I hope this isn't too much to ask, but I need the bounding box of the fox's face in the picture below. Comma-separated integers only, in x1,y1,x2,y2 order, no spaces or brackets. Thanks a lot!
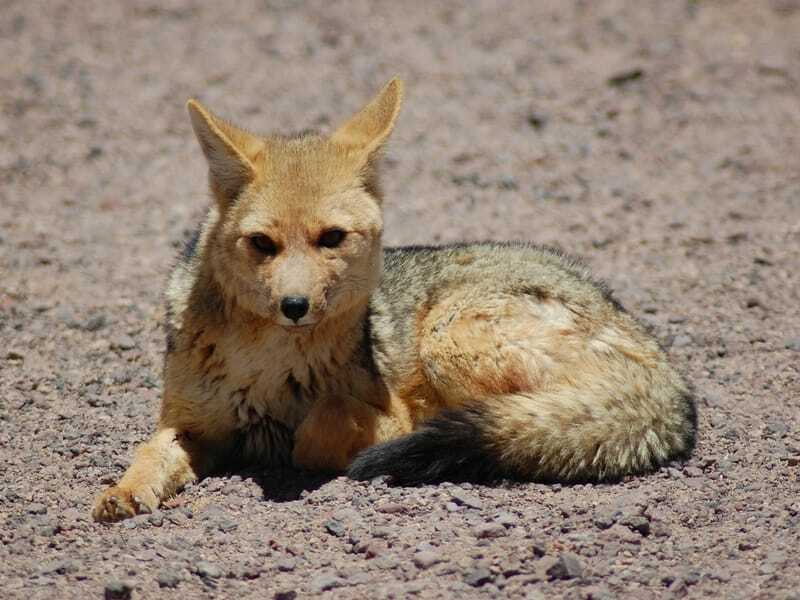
188,79,402,329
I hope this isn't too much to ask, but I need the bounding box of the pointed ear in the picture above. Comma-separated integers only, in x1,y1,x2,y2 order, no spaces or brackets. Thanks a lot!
186,99,261,201
331,78,403,155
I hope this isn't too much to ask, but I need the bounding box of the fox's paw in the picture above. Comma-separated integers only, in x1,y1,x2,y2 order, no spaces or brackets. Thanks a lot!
92,485,158,523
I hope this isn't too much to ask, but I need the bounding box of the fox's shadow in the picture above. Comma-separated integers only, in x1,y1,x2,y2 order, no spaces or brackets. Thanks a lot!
224,465,337,503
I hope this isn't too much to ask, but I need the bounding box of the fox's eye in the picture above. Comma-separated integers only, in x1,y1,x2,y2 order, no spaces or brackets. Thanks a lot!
249,234,277,256
318,229,347,248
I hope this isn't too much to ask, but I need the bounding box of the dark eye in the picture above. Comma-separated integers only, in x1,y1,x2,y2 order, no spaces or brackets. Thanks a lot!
318,229,347,248
249,234,277,256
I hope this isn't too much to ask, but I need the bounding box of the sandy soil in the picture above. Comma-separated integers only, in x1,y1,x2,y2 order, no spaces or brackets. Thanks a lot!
1,1,799,598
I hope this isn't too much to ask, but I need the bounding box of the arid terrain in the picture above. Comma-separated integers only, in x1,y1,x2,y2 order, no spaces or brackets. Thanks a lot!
1,1,799,598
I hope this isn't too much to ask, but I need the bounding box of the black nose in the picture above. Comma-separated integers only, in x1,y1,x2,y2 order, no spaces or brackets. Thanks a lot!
280,296,309,322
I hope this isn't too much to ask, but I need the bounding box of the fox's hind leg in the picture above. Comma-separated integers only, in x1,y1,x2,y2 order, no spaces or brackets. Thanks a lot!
349,289,695,483
293,393,413,472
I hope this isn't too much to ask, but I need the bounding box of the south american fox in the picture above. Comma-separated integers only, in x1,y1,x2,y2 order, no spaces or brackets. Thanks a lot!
93,78,696,522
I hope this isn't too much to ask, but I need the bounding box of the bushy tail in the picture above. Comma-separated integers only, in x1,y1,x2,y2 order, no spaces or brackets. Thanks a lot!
348,388,696,485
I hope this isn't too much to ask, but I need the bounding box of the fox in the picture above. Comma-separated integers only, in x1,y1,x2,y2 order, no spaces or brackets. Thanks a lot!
93,78,696,522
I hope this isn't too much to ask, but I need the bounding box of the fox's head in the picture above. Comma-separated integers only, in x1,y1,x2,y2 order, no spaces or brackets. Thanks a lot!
186,79,403,330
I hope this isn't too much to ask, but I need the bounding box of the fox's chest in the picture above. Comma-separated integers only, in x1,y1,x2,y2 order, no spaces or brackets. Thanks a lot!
207,332,324,431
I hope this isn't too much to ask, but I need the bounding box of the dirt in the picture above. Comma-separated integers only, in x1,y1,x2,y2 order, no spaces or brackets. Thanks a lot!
1,1,799,598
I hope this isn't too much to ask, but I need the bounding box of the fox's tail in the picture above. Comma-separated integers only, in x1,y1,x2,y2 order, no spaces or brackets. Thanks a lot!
348,387,697,485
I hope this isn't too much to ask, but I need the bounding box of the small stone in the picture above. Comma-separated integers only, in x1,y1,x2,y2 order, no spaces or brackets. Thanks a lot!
672,334,693,348
110,334,136,351
413,550,442,569
27,502,47,514
310,574,345,592
276,557,296,572
619,515,651,536
473,523,507,539
495,512,517,527
104,580,133,600
156,569,181,588
527,111,548,129
464,567,493,587
194,560,222,579
148,511,164,527
683,466,703,478
274,592,297,600
376,502,405,514
450,488,483,510
607,67,645,87
84,314,107,331
324,518,345,537
784,338,800,351
6,350,24,360
546,553,583,580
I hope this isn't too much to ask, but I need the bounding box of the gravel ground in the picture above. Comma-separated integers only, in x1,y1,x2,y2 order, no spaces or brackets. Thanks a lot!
2,1,800,598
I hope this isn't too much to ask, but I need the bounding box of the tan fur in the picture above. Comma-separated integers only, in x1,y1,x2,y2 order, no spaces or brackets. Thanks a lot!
93,78,695,522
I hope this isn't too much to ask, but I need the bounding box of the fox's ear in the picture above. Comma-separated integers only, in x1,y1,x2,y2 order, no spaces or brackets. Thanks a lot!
331,78,403,155
186,100,261,201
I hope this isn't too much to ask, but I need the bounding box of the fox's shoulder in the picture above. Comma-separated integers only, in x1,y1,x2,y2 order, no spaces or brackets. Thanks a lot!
164,211,224,353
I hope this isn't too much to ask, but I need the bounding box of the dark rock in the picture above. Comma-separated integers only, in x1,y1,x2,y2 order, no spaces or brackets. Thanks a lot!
527,111,548,129
607,67,645,87
104,580,133,600
546,553,583,580
274,592,297,600
464,567,493,587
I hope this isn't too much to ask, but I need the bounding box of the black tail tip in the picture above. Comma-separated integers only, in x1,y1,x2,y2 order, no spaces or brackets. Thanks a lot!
347,409,510,486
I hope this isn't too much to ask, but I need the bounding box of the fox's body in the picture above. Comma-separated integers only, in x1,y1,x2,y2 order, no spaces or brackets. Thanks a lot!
93,79,695,522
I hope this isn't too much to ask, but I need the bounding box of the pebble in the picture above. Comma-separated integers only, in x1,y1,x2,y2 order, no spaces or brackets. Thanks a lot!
27,502,47,514
194,560,222,579
276,557,296,572
671,334,693,348
527,111,548,129
464,567,493,587
156,569,181,588
473,523,507,539
274,592,297,600
310,574,345,592
324,518,345,537
683,466,703,478
376,502,404,514
413,550,442,569
619,515,651,536
110,334,136,350
83,314,107,332
546,553,583,580
784,338,800,351
450,488,483,510
104,580,133,600
494,512,518,527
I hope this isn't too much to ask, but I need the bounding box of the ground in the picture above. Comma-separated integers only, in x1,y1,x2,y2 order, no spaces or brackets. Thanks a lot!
1,1,799,598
